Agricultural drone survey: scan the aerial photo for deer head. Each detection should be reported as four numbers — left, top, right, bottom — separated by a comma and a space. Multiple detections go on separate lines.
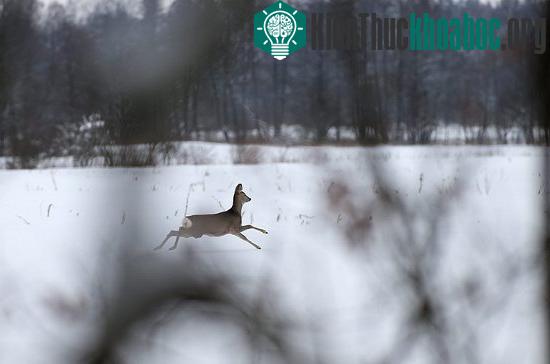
232, 184, 251, 214
235, 183, 251, 202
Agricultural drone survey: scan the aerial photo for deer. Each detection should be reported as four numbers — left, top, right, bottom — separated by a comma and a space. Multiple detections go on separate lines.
154, 184, 268, 251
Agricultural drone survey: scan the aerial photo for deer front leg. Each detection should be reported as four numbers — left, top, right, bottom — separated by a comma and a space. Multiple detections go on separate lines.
240, 225, 268, 234
154, 230, 178, 251
234, 233, 261, 250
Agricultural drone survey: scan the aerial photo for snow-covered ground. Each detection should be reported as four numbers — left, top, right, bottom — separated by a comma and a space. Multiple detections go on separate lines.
0, 144, 546, 363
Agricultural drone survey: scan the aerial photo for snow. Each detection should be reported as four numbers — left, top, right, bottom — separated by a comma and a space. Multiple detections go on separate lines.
0, 144, 545, 363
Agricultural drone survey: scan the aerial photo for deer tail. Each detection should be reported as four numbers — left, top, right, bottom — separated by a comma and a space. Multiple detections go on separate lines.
182, 217, 192, 229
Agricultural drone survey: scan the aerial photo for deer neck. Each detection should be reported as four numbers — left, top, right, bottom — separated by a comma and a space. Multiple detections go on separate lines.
231, 195, 243, 215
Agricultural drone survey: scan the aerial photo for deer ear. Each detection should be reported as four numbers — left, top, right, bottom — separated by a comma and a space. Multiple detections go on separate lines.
236, 184, 243, 192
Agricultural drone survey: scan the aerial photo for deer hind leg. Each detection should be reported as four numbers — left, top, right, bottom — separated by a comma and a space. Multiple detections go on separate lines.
169, 234, 182, 251
234, 233, 261, 250
154, 230, 178, 251
240, 225, 268, 235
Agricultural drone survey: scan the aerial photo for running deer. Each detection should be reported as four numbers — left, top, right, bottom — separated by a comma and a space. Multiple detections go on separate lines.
154, 184, 268, 251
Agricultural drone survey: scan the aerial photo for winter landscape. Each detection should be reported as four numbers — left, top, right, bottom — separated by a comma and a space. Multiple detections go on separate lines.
0, 0, 549, 362
0, 143, 546, 363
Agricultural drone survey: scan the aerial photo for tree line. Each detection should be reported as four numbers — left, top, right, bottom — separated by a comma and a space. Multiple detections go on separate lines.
0, 0, 548, 166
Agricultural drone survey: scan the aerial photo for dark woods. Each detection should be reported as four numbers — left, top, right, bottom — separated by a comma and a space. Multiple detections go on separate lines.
0, 0, 548, 166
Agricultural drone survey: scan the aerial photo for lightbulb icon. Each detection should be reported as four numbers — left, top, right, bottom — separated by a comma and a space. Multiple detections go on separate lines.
264, 10, 297, 60
254, 1, 306, 60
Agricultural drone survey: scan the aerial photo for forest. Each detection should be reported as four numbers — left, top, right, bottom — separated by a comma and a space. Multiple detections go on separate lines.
0, 0, 548, 168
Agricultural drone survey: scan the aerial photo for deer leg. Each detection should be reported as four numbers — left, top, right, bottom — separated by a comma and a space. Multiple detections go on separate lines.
240, 225, 268, 234
169, 234, 182, 251
234, 233, 261, 250
154, 230, 178, 251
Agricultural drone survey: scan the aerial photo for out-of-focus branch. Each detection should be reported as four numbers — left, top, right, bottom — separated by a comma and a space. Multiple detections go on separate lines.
75, 246, 303, 364
328, 158, 530, 364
